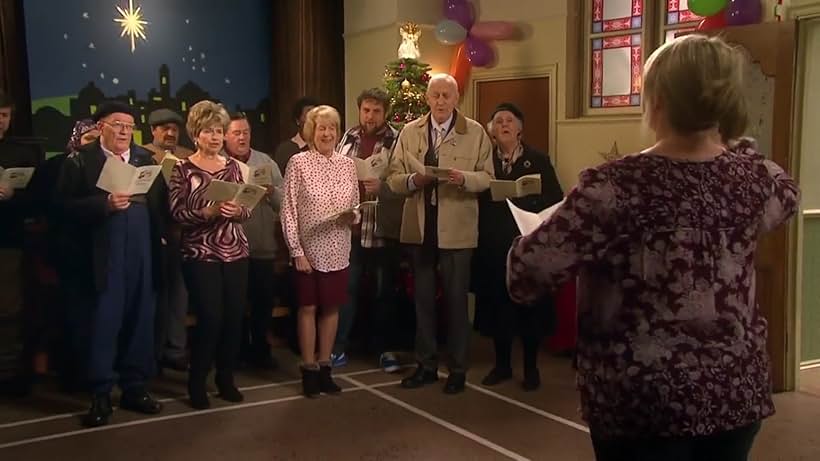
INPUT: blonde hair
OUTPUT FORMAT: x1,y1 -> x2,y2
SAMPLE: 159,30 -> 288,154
642,34 -> 747,141
302,105 -> 341,149
186,100 -> 230,140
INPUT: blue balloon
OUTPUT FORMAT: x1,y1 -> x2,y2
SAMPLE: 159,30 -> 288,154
435,19 -> 468,45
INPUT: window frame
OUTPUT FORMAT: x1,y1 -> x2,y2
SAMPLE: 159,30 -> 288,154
567,0 -> 707,119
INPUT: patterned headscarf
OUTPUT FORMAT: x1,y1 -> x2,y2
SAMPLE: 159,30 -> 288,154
66,118 -> 98,153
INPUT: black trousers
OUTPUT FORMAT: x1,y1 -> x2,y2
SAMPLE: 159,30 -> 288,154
183,259 -> 248,383
244,258 -> 277,359
591,422 -> 761,461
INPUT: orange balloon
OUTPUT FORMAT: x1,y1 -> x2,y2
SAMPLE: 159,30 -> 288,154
449,43 -> 471,95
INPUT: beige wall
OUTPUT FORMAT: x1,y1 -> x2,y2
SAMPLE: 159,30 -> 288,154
343,0 -> 778,189
798,18 -> 820,208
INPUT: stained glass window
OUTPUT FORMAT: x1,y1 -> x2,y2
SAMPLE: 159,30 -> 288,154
666,0 -> 702,25
591,0 -> 644,33
663,0 -> 702,44
591,33 -> 642,108
586,0 -> 645,111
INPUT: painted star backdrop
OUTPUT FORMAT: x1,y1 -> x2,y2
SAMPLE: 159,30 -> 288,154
24,0 -> 271,144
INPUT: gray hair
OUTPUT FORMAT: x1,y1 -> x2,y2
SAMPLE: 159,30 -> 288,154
427,73 -> 459,94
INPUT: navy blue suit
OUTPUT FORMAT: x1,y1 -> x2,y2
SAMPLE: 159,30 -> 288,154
55,141 -> 167,394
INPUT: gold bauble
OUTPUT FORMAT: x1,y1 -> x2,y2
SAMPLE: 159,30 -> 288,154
401,79 -> 411,89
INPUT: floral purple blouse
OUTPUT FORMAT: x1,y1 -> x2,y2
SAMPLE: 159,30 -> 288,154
168,158 -> 251,262
507,142 -> 799,439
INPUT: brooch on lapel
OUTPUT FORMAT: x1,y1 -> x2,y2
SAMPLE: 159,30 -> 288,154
523,160 -> 531,168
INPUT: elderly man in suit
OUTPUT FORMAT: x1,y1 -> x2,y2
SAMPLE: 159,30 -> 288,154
57,101 -> 166,426
387,73 -> 493,394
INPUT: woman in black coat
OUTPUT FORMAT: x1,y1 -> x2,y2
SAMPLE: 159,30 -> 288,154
472,103 -> 563,390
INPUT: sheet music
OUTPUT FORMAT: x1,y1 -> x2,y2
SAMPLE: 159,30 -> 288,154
0,167 -> 35,189
506,199 -> 564,235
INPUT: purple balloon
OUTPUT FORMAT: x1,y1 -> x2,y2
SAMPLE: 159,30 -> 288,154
726,0 -> 762,26
466,36 -> 493,67
444,0 -> 474,30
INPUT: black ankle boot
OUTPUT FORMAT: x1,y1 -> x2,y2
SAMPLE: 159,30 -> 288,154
301,366 -> 320,398
215,372 -> 243,403
522,367 -> 541,391
188,378 -> 210,410
319,365 -> 341,395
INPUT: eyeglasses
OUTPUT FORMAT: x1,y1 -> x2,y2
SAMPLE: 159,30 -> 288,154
102,120 -> 136,132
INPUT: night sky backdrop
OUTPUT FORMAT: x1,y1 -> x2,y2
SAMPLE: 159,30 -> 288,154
24,0 -> 272,108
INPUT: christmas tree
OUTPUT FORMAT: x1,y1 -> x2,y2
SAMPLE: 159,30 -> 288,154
384,58 -> 431,130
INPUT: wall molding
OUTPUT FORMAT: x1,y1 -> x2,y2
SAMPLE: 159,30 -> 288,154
469,64 -> 559,166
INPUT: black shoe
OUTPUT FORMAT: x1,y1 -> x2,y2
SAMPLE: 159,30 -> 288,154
120,388 -> 162,414
215,373 -> 244,403
401,366 -> 438,389
160,356 -> 189,372
444,373 -> 466,394
188,380 -> 210,410
82,393 -> 113,427
522,368 -> 541,391
481,368 -> 513,386
301,366 -> 321,398
318,365 -> 341,395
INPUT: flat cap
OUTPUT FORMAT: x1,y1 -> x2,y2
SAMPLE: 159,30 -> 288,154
148,108 -> 184,127
92,100 -> 135,122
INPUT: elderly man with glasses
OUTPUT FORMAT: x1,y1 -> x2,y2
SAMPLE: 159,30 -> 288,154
56,101 -> 167,427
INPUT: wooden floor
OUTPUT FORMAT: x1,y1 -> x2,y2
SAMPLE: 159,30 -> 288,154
2,338 -> 820,460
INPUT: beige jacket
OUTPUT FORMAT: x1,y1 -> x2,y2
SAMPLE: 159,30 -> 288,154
387,111 -> 493,249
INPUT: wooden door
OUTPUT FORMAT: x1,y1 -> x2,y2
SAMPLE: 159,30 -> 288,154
476,77 -> 551,155
699,21 -> 797,391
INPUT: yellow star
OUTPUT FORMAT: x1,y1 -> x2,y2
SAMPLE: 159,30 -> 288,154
114,0 -> 148,53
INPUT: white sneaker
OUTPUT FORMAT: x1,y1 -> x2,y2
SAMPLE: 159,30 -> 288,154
379,352 -> 400,373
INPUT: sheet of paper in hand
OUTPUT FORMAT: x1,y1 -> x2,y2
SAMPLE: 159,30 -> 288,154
203,179 -> 267,209
368,153 -> 390,178
424,166 -> 452,180
506,198 -> 564,236
237,161 -> 276,186
160,152 -> 180,183
0,167 -> 35,189
323,200 -> 378,222
490,174 -> 541,201
354,157 -> 377,180
96,157 -> 161,195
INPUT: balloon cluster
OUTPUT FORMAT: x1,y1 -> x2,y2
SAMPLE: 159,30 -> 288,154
434,0 -> 519,92
692,0 -> 762,31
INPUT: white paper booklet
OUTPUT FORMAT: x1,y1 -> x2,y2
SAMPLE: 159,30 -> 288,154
354,157 -> 377,180
424,166 -> 452,180
96,157 -> 161,195
237,161 -> 276,186
490,174 -> 541,201
506,198 -> 564,235
0,167 -> 35,189
160,152 -> 180,183
323,200 -> 378,222
203,179 -> 267,209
